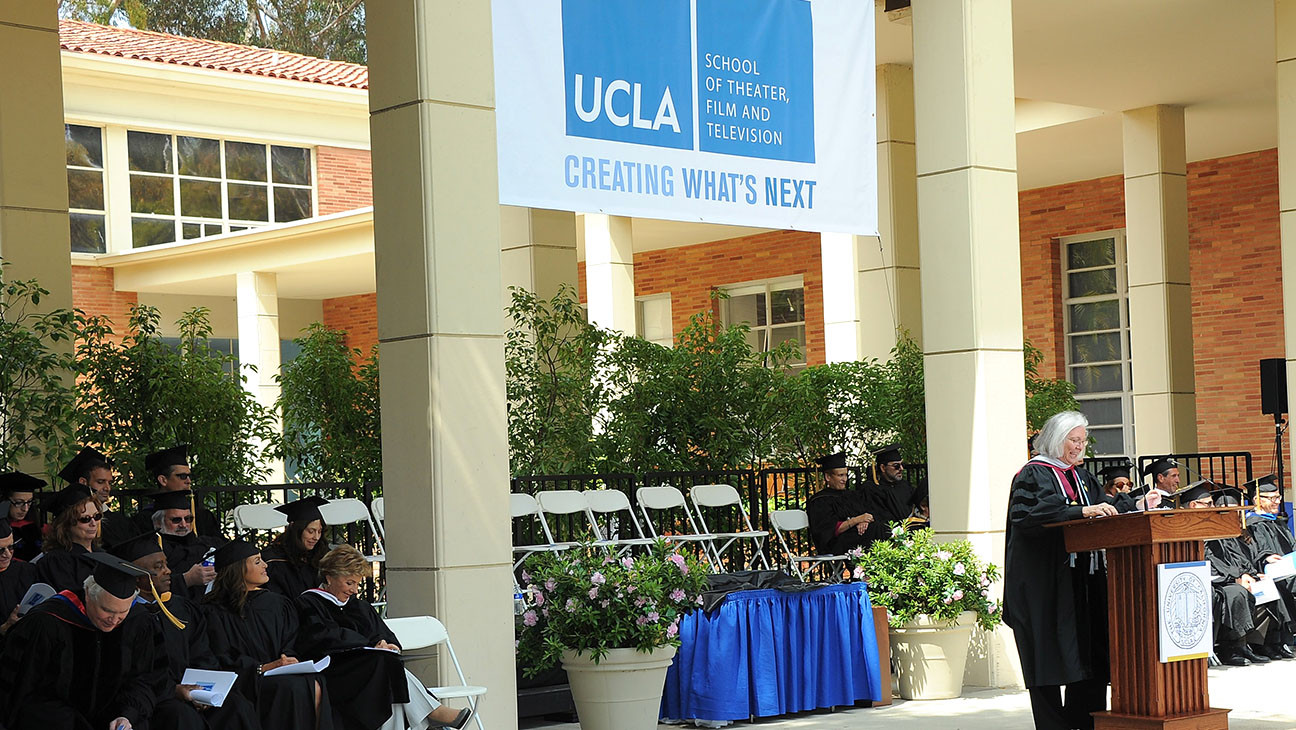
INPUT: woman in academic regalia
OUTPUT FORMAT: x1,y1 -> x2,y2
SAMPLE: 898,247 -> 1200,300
33,485 -> 103,592
2,471 -> 44,562
296,545 -> 473,730
1004,411 -> 1158,730
262,495 -> 330,599
203,539 -> 334,730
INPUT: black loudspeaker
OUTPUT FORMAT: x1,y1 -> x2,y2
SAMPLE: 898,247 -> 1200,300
1260,358 -> 1288,416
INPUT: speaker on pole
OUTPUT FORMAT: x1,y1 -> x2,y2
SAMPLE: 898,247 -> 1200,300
1260,358 -> 1288,417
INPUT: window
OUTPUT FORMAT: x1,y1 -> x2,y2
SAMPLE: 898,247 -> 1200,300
635,294 -> 673,347
720,278 -> 806,369
1061,232 -> 1133,455
66,125 -> 106,253
127,131 -> 314,248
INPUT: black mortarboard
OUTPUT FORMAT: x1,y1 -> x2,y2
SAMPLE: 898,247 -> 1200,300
1099,459 -> 1133,483
39,484 -> 93,516
0,471 -> 46,497
1171,480 -> 1213,507
274,495 -> 329,524
873,443 -> 903,464
1212,485 -> 1243,507
58,446 -> 113,485
0,520 -> 11,540
82,552 -> 150,600
148,489 -> 195,512
815,452 -> 848,471
213,539 -> 259,572
1143,459 -> 1178,479
109,532 -> 167,563
1243,473 -> 1279,496
144,445 -> 189,474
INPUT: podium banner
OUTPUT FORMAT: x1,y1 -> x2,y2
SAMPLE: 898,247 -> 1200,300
1156,561 -> 1212,663
492,0 -> 877,234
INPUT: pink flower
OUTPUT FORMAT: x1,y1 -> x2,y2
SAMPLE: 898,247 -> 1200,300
980,575 -> 990,587
541,606 -> 550,617
621,557 -> 635,568
626,584 -> 637,594
936,550 -> 953,561
942,596 -> 953,605
647,611 -> 660,623
565,598 -> 577,611
588,586 -> 599,599
952,590 -> 964,601
600,599 -> 610,608
667,622 -> 679,639
545,578 -> 557,591
695,596 -> 704,606
522,610 -> 538,626
667,553 -> 688,574
533,591 -> 546,606
591,572 -> 606,585
670,588 -> 686,602
603,555 -> 615,564
953,563 -> 966,576
520,570 -> 531,582
853,566 -> 866,580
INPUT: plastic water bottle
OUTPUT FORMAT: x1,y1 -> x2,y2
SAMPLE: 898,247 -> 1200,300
513,591 -> 526,615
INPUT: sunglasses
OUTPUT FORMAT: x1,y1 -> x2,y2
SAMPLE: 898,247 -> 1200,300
168,515 -> 195,525
173,472 -> 193,480
0,545 -> 13,555
7,499 -> 33,508
77,513 -> 104,524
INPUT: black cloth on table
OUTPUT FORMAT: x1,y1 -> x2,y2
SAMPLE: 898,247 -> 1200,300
0,589 -> 160,730
262,544 -> 320,599
204,588 -> 333,730
697,569 -> 813,613
296,588 -> 408,730
858,475 -> 916,544
805,488 -> 872,555
33,544 -> 96,593
0,560 -> 36,623
6,519 -> 42,562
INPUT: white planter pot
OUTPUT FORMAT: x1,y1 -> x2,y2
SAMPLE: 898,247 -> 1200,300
560,645 -> 677,730
889,611 -> 976,700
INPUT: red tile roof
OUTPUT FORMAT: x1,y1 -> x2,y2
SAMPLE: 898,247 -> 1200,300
58,19 -> 368,90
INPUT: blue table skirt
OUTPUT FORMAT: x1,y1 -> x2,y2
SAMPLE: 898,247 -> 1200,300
662,582 -> 883,722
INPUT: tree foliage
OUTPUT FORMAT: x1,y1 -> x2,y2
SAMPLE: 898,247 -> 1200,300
274,323 -> 381,484
1023,339 -> 1082,436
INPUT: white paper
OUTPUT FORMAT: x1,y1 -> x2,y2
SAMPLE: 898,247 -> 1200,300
17,583 -> 55,616
181,668 -> 237,708
1263,552 -> 1296,580
1250,576 -> 1280,605
1156,561 -> 1213,663
363,646 -> 399,654
263,655 -> 331,677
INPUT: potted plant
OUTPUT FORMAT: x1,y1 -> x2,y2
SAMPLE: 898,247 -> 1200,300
848,524 -> 1002,700
516,540 -> 709,730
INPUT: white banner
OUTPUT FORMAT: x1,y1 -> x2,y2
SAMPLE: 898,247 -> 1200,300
492,0 -> 877,234
1156,561 -> 1212,663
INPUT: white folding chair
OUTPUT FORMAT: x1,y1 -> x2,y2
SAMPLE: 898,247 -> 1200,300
385,616 -> 487,730
689,484 -> 771,571
510,493 -> 571,592
319,497 -> 386,563
769,509 -> 848,581
370,496 -> 386,542
635,486 -> 719,569
582,489 -> 657,554
533,490 -> 594,548
231,503 -> 287,535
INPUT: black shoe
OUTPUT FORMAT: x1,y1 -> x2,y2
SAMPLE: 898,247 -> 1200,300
447,707 -> 473,729
1219,648 -> 1251,666
1242,644 -> 1271,663
1268,643 -> 1296,660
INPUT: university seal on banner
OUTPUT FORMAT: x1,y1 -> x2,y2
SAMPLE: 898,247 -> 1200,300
1161,571 -> 1210,650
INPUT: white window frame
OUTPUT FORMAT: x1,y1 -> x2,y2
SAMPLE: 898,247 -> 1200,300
1060,230 -> 1134,456
718,275 -> 807,369
65,124 -> 107,253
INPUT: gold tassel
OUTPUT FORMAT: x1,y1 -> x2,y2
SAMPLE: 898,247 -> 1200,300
150,580 -> 186,630
189,492 -> 198,537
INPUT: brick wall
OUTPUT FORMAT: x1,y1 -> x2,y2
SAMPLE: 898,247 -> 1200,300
316,146 -> 372,215
71,265 -> 137,334
321,292 -> 378,355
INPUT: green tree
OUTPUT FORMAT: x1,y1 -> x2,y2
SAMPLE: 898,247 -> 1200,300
274,323 -> 381,483
1023,339 -> 1082,435
76,304 -> 276,487
0,262 -> 81,474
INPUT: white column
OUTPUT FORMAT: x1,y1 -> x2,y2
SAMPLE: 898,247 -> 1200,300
913,0 -> 1026,688
499,206 -> 578,304
821,232 -> 864,362
1276,2 -> 1296,486
584,213 -> 636,334
1123,105 -> 1196,454
367,3 -> 517,726
236,271 -> 281,409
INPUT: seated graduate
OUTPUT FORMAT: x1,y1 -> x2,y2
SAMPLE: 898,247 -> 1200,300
110,532 -> 259,730
149,490 -> 221,599
2,471 -> 45,562
0,552 -> 160,730
202,539 -> 334,730
859,443 -> 916,544
1246,474 -> 1296,635
133,446 -> 223,539
0,517 -> 37,637
901,483 -> 930,532
806,451 -> 875,555
33,484 -> 103,592
262,496 -> 330,600
296,544 -> 473,730
1099,459 -> 1134,499
61,446 -> 137,549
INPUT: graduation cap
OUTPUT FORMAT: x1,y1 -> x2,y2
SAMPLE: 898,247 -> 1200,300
0,471 -> 46,498
213,539 -> 260,572
108,531 -> 167,563
58,446 -> 113,485
1142,459 -> 1178,479
0,520 -> 11,541
82,551 -> 150,600
1170,480 -> 1213,508
148,489 -> 195,512
1212,485 -> 1243,507
274,495 -> 329,524
1099,459 -> 1134,483
1243,473 -> 1279,498
815,452 -> 848,471
144,445 -> 189,475
39,483 -> 93,517
873,443 -> 904,464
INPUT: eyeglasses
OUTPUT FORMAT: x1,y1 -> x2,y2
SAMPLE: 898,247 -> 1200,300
0,545 -> 14,555
173,472 -> 193,481
7,499 -> 33,508
76,513 -> 104,524
168,515 -> 195,525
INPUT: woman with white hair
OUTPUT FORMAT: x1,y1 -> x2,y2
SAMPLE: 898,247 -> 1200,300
1003,410 -> 1159,730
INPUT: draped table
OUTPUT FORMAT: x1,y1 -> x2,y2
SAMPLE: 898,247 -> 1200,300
661,582 -> 883,723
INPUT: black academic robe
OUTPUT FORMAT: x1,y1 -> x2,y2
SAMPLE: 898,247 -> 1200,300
295,589 -> 408,730
262,545 -> 320,600
1204,537 -> 1264,642
0,590 -> 160,730
805,488 -> 873,555
1246,513 -> 1296,626
101,511 -> 141,549
6,519 -> 42,563
1004,460 -> 1135,688
0,560 -> 37,624
204,589 -> 333,730
161,532 -> 224,600
33,544 -> 96,593
859,476 -> 916,543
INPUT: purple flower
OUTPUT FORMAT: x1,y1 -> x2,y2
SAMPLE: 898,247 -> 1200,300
588,586 -> 599,599
545,578 -> 557,591
953,563 -> 966,576
541,606 -> 550,617
565,598 -> 577,610
520,570 -> 531,582
670,588 -> 686,602
626,584 -> 637,594
533,591 -> 546,606
942,596 -> 953,605
591,572 -> 606,585
621,557 -> 635,569
522,610 -> 538,627
647,611 -> 660,623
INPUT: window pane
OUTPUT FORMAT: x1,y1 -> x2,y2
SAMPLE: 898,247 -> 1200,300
271,146 -> 311,185
178,136 -> 221,178
132,217 -> 175,247
744,328 -> 767,353
1078,398 -> 1123,426
128,131 -> 173,173
1066,238 -> 1115,270
203,223 -> 223,236
182,222 -> 202,240
180,179 -> 221,218
65,125 -> 102,168
69,213 -> 106,253
770,324 -> 805,354
225,141 -> 267,181
724,293 -> 762,328
1069,331 -> 1122,364
228,183 -> 269,221
770,287 -> 805,324
1068,269 -> 1117,298
67,169 -> 104,211
1068,300 -> 1121,332
273,186 -> 312,222
1071,364 -> 1123,394
130,174 -> 174,215
1089,427 -> 1124,456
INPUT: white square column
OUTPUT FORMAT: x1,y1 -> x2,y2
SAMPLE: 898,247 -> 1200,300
584,213 -> 636,334
236,271 -> 283,482
367,3 -> 517,725
1276,1 -> 1296,480
1123,106 -> 1197,454
913,0 -> 1026,688
500,206 -> 579,303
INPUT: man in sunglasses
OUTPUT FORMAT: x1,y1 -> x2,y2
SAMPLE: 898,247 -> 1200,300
131,445 -> 222,540
150,490 -> 223,600
0,517 -> 37,636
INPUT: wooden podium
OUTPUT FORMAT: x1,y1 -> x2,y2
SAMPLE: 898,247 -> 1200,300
1054,507 -> 1242,730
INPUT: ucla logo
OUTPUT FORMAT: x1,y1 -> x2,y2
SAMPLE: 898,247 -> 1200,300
571,75 -> 681,133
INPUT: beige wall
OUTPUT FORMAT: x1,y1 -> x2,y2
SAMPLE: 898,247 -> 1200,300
137,292 -> 321,340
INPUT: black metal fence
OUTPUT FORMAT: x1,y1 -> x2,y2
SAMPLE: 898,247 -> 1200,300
1135,452 -> 1253,491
